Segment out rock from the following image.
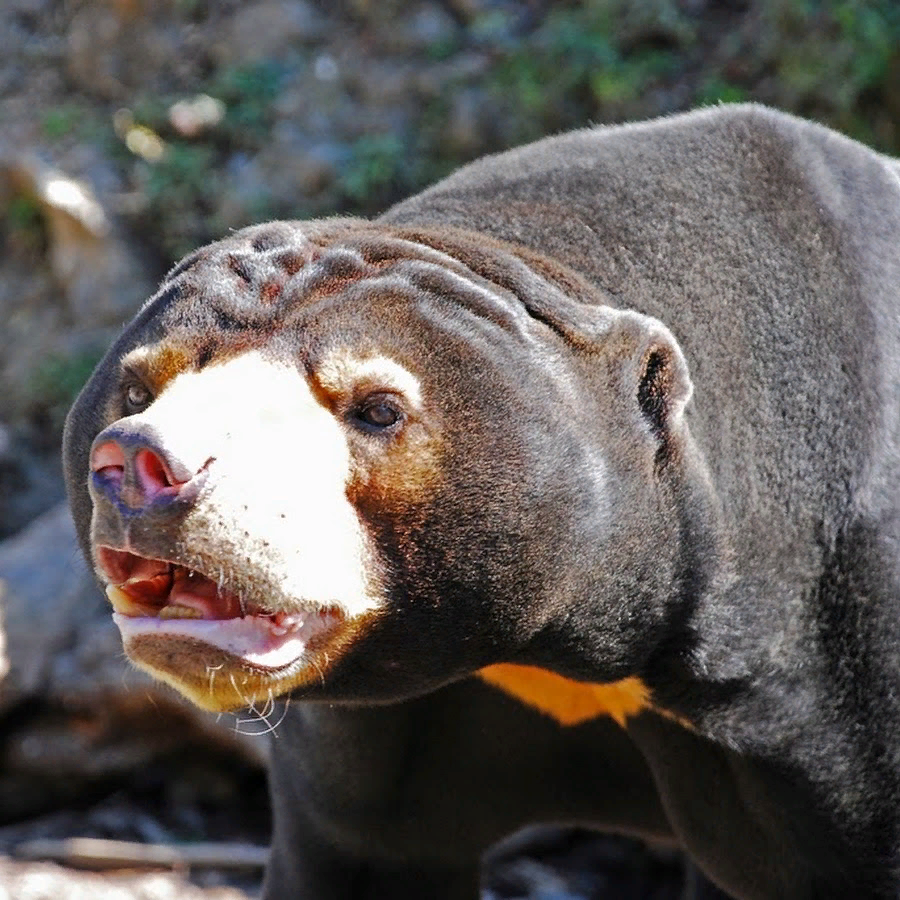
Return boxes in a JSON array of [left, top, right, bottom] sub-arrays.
[[245, 132, 343, 220], [0, 587, 7, 688], [66, 1, 213, 100], [0, 504, 93, 705], [487, 856, 579, 899], [0, 425, 63, 541], [6, 0, 53, 14], [3, 154, 153, 328], [214, 0, 326, 66], [374, 2, 459, 54], [444, 86, 489, 156], [0, 857, 253, 900], [66, 3, 132, 101], [0, 152, 157, 544], [0, 422, 11, 465]]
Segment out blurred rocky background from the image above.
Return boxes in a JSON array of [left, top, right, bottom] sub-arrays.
[[0, 1, 897, 897]]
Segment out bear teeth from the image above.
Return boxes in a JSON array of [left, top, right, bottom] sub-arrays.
[[159, 604, 204, 620], [106, 583, 146, 616]]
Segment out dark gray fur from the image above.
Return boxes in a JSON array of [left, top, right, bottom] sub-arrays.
[[64, 105, 900, 898], [380, 104, 900, 895]]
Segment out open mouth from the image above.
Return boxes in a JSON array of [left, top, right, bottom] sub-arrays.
[[96, 546, 342, 671]]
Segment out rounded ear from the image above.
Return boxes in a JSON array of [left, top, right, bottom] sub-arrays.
[[439, 243, 693, 454], [622, 311, 693, 439], [543, 302, 693, 464]]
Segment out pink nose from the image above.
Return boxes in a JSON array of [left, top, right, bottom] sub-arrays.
[[90, 431, 193, 510]]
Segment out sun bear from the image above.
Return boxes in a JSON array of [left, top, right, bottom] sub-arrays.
[[65, 105, 900, 898]]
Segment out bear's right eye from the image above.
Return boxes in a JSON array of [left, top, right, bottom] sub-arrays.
[[360, 402, 400, 428], [349, 394, 404, 433]]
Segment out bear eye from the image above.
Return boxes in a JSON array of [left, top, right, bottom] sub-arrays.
[[124, 381, 152, 412], [352, 397, 402, 431]]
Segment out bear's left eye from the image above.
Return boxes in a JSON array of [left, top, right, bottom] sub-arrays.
[[124, 382, 152, 412], [352, 397, 402, 431]]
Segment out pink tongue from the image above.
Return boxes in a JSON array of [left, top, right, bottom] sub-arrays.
[[126, 556, 169, 583], [168, 569, 242, 619]]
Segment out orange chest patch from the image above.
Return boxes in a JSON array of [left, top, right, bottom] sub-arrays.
[[477, 663, 650, 727]]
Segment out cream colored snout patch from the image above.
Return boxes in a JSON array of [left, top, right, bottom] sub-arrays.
[[98, 349, 383, 620], [91, 347, 437, 711]]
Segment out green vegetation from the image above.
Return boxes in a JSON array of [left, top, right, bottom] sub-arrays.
[[90, 1, 900, 264], [762, 0, 900, 148], [480, 1, 692, 143], [141, 143, 222, 261], [42, 106, 81, 141], [696, 79, 748, 107], [475, 0, 900, 150], [338, 134, 407, 212], [214, 60, 284, 141], [27, 348, 105, 436], [3, 195, 47, 259], [121, 60, 284, 262], [5, 194, 43, 235]]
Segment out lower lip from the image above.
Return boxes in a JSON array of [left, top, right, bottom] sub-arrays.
[[113, 610, 338, 670]]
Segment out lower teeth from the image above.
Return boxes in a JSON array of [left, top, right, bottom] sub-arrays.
[[159, 605, 203, 620]]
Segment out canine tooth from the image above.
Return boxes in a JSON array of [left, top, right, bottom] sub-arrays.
[[106, 584, 144, 616], [159, 604, 203, 620]]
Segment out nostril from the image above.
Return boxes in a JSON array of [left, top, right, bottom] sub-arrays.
[[135, 447, 184, 498], [90, 426, 202, 511], [91, 440, 126, 477]]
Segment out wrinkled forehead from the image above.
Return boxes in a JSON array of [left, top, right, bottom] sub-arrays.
[[133, 220, 542, 382]]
